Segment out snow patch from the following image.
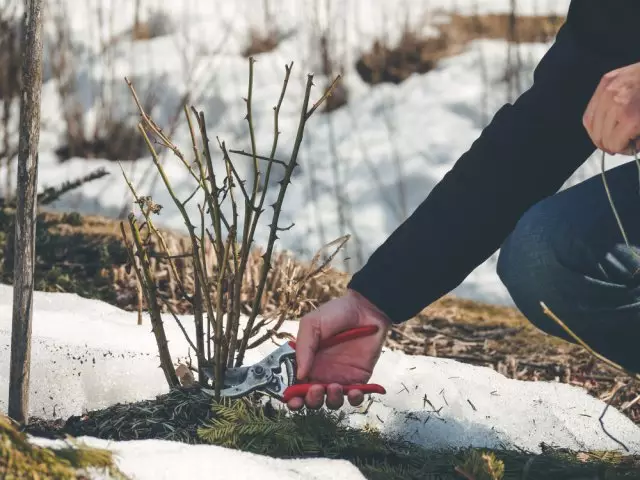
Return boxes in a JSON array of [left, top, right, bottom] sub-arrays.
[[1, 285, 638, 456]]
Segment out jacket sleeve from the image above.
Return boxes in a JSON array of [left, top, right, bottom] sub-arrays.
[[347, 3, 639, 324]]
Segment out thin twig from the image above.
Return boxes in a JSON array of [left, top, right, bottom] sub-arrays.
[[541, 303, 639, 381], [228, 149, 288, 167], [599, 384, 630, 452], [306, 74, 341, 120], [541, 302, 635, 451]]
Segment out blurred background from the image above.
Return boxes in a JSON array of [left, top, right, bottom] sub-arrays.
[[0, 0, 625, 306]]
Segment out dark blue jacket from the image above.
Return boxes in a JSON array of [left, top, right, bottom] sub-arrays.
[[348, 1, 640, 323]]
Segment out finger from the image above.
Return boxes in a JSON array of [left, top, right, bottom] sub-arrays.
[[608, 119, 634, 154], [583, 72, 616, 135], [325, 383, 344, 410], [295, 312, 322, 380], [590, 95, 610, 151], [611, 113, 640, 155], [583, 77, 608, 132], [347, 389, 365, 407], [305, 384, 326, 410], [287, 397, 304, 411], [601, 104, 622, 154]]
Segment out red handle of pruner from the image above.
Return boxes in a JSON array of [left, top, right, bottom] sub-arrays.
[[288, 325, 379, 350], [282, 383, 386, 403]]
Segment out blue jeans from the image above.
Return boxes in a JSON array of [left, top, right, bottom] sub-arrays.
[[498, 159, 640, 372]]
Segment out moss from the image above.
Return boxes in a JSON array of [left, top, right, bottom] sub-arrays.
[[0, 415, 127, 479]]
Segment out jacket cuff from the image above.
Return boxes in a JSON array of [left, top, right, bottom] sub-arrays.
[[347, 268, 414, 325]]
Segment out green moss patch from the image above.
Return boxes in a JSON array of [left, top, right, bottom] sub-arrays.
[[1, 414, 126, 479]]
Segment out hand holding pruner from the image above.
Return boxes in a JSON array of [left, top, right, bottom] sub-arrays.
[[202, 325, 386, 403]]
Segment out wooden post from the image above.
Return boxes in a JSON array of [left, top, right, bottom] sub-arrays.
[[8, 0, 44, 425]]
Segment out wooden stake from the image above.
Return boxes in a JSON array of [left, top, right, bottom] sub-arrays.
[[9, 0, 45, 425]]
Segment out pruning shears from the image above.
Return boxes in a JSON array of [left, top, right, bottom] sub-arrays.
[[201, 325, 386, 403]]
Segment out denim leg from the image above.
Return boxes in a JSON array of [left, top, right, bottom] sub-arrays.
[[497, 159, 640, 373]]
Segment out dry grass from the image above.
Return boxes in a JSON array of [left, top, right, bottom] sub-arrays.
[[131, 9, 175, 41], [389, 296, 640, 425], [112, 218, 349, 319], [54, 118, 149, 162], [356, 12, 565, 85], [0, 208, 349, 320], [242, 28, 280, 57]]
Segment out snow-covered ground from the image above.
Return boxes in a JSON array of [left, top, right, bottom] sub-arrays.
[[0, 285, 639, 479], [1, 0, 631, 307]]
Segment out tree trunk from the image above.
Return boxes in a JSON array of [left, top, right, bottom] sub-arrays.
[[9, 0, 44, 425]]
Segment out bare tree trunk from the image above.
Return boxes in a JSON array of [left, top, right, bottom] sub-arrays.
[[9, 0, 44, 425]]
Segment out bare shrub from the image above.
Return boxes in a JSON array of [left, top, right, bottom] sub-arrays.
[[120, 59, 345, 397]]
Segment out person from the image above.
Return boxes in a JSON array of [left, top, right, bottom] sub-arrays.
[[286, 0, 640, 412]]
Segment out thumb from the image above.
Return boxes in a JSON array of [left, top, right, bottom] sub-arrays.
[[294, 311, 322, 380]]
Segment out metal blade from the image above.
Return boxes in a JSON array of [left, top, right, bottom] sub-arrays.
[[201, 365, 249, 387]]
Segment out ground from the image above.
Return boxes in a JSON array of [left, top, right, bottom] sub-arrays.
[[1, 208, 637, 429]]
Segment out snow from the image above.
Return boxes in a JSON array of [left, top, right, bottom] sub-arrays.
[[31, 436, 368, 480], [0, 285, 638, 478], [1, 0, 627, 308]]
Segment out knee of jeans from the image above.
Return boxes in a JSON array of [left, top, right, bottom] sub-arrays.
[[497, 203, 576, 342], [497, 201, 562, 292]]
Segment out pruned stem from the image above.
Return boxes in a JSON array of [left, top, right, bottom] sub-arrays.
[[120, 219, 179, 388]]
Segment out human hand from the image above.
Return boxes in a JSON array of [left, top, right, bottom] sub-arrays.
[[583, 61, 640, 155], [287, 289, 391, 411]]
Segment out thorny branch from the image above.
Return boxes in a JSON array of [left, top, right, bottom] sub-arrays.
[[235, 70, 340, 367]]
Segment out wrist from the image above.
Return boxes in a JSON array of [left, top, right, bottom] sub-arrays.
[[347, 288, 393, 327]]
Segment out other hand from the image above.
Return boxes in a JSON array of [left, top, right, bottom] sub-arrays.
[[583, 61, 640, 155], [287, 289, 391, 411]]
